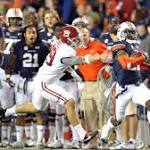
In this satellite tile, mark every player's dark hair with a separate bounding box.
[52,22,66,31]
[22,24,40,43]
[52,22,66,38]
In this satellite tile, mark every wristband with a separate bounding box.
[84,54,94,64]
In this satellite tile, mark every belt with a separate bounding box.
[21,76,34,81]
[120,82,140,88]
[84,80,99,82]
[25,78,33,81]
[115,87,128,98]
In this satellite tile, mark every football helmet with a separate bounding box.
[72,16,88,28]
[117,21,137,44]
[5,8,23,26]
[60,25,80,49]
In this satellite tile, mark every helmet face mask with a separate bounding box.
[69,37,80,49]
[123,29,137,41]
[72,16,89,29]
[117,21,137,44]
[8,17,22,27]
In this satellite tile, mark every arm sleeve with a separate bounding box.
[61,56,83,65]
[117,51,146,69]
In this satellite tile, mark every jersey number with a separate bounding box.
[46,45,56,66]
[23,53,39,67]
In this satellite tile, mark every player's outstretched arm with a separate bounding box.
[61,56,84,65]
[61,55,98,65]
[116,50,146,69]
[61,51,112,65]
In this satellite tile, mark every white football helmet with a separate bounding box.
[5,8,23,26]
[72,16,88,28]
[117,21,137,44]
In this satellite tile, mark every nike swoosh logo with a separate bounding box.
[83,135,91,142]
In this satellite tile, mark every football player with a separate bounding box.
[101,17,142,149]
[0,8,23,147]
[3,8,23,54]
[6,24,49,148]
[3,25,99,145]
[52,23,81,149]
[99,21,150,149]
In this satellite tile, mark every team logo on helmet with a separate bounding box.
[117,21,137,44]
[60,25,80,49]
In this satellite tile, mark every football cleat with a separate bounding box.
[0,138,9,147]
[24,138,35,147]
[82,130,99,144]
[47,141,63,148]
[65,140,80,149]
[10,141,24,148]
[36,142,45,149]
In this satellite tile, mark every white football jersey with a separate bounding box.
[34,41,76,83]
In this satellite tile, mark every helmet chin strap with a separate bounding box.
[126,39,137,44]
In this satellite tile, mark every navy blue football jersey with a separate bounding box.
[39,27,57,45]
[100,32,112,44]
[100,32,114,49]
[13,40,49,78]
[3,27,22,54]
[112,40,141,86]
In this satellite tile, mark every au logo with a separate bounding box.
[63,30,70,37]
[24,46,28,50]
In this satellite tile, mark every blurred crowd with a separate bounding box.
[0,0,150,31]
